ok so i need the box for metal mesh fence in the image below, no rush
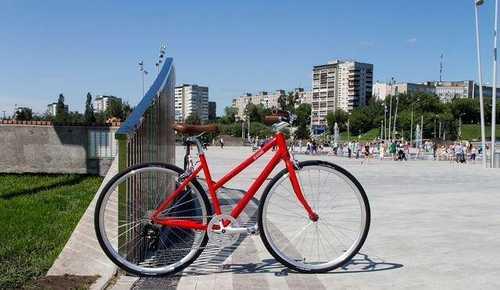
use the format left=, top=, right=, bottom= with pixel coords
left=115, top=58, right=176, bottom=263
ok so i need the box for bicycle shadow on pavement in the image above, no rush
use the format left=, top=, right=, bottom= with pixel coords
left=225, top=252, right=403, bottom=276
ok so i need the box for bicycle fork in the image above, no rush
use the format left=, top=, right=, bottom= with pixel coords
left=284, top=158, right=319, bottom=222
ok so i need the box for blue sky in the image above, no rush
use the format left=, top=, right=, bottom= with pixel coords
left=0, top=0, right=497, bottom=116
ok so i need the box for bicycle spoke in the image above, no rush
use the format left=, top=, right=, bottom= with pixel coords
left=96, top=165, right=209, bottom=275
left=262, top=164, right=368, bottom=272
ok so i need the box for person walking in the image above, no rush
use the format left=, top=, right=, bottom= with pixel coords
left=220, top=137, right=224, bottom=149
left=389, top=141, right=396, bottom=160
left=379, top=141, right=386, bottom=160
left=433, top=142, right=438, bottom=160
left=470, top=145, right=477, bottom=162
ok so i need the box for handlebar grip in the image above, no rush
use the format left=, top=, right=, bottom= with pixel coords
left=264, top=115, right=281, bottom=125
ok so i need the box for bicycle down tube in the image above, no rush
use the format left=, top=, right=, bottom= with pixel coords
left=151, top=132, right=317, bottom=230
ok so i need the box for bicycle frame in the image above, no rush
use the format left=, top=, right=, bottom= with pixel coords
left=150, top=132, right=317, bottom=230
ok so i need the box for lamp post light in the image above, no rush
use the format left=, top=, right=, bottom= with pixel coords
left=474, top=0, right=488, bottom=168
left=138, top=60, right=148, bottom=96
left=492, top=0, right=498, bottom=167
left=155, top=43, right=167, bottom=74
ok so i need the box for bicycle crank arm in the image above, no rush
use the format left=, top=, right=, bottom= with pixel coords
left=215, top=225, right=259, bottom=235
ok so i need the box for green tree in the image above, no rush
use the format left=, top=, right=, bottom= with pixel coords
left=450, top=98, right=480, bottom=124
left=294, top=103, right=311, bottom=127
left=84, top=93, right=96, bottom=124
left=286, top=91, right=298, bottom=112
left=349, top=109, right=373, bottom=135
left=105, top=99, right=124, bottom=120
left=249, top=122, right=273, bottom=138
left=294, top=103, right=311, bottom=139
left=68, top=111, right=84, bottom=124
left=54, top=94, right=68, bottom=123
left=244, top=103, right=259, bottom=122
left=122, top=102, right=133, bottom=119
left=15, top=108, right=33, bottom=121
left=220, top=106, right=238, bottom=124
left=244, top=103, right=271, bottom=123
left=277, top=93, right=287, bottom=111
left=219, top=123, right=242, bottom=137
left=326, top=109, right=349, bottom=133
left=185, top=113, right=201, bottom=125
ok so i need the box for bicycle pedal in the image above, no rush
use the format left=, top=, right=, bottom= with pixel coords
left=246, top=225, right=259, bottom=235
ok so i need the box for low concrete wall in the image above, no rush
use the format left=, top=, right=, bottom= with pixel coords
left=0, top=123, right=118, bottom=176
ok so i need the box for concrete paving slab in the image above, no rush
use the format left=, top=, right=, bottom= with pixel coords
left=76, top=146, right=500, bottom=289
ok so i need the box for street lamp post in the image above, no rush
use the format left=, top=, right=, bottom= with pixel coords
left=393, top=94, right=399, bottom=139
left=474, top=0, right=488, bottom=168
left=458, top=113, right=465, bottom=140
left=388, top=79, right=394, bottom=141
left=384, top=103, right=387, bottom=141
left=492, top=0, right=498, bottom=167
left=410, top=107, right=414, bottom=146
left=347, top=119, right=350, bottom=142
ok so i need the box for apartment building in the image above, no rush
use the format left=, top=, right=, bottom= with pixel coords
left=93, top=95, right=122, bottom=113
left=208, top=101, right=216, bottom=121
left=311, top=60, right=373, bottom=129
left=46, top=103, right=68, bottom=116
left=175, top=84, right=209, bottom=122
left=374, top=80, right=500, bottom=102
left=232, top=90, right=286, bottom=119
left=294, top=88, right=313, bottom=106
left=373, top=82, right=434, bottom=100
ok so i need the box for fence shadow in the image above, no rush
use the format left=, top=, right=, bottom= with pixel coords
left=0, top=174, right=88, bottom=200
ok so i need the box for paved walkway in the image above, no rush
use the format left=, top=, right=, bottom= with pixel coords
left=47, top=158, right=118, bottom=289
left=53, top=146, right=500, bottom=289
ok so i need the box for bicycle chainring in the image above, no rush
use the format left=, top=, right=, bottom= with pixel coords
left=207, top=214, right=240, bottom=247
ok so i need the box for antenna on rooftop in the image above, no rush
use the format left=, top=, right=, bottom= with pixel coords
left=439, top=53, right=444, bottom=83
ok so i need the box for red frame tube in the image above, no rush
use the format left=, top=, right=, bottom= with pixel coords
left=151, top=132, right=317, bottom=229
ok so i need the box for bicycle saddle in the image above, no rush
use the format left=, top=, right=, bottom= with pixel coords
left=172, top=123, right=219, bottom=135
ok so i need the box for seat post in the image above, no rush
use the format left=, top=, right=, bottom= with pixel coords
left=183, top=138, right=191, bottom=171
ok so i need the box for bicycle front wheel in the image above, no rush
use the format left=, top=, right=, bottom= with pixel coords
left=94, top=162, right=211, bottom=276
left=259, top=160, right=370, bottom=273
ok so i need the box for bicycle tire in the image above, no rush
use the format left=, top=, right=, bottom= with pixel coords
left=258, top=160, right=370, bottom=273
left=94, top=162, right=212, bottom=276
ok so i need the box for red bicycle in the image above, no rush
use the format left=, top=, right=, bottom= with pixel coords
left=95, top=116, right=370, bottom=276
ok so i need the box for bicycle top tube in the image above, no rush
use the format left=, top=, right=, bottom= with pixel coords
left=151, top=130, right=318, bottom=229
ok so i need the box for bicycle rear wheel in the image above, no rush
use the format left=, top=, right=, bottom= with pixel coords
left=259, top=160, right=370, bottom=273
left=94, top=162, right=211, bottom=276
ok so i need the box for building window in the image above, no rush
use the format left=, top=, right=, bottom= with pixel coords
left=88, top=129, right=117, bottom=158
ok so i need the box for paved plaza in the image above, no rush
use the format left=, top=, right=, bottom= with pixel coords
left=109, top=146, right=500, bottom=290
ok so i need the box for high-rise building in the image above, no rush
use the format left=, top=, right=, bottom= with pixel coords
left=208, top=101, right=216, bottom=121
left=175, top=84, right=209, bottom=122
left=93, top=95, right=121, bottom=113
left=311, top=60, right=373, bottom=129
